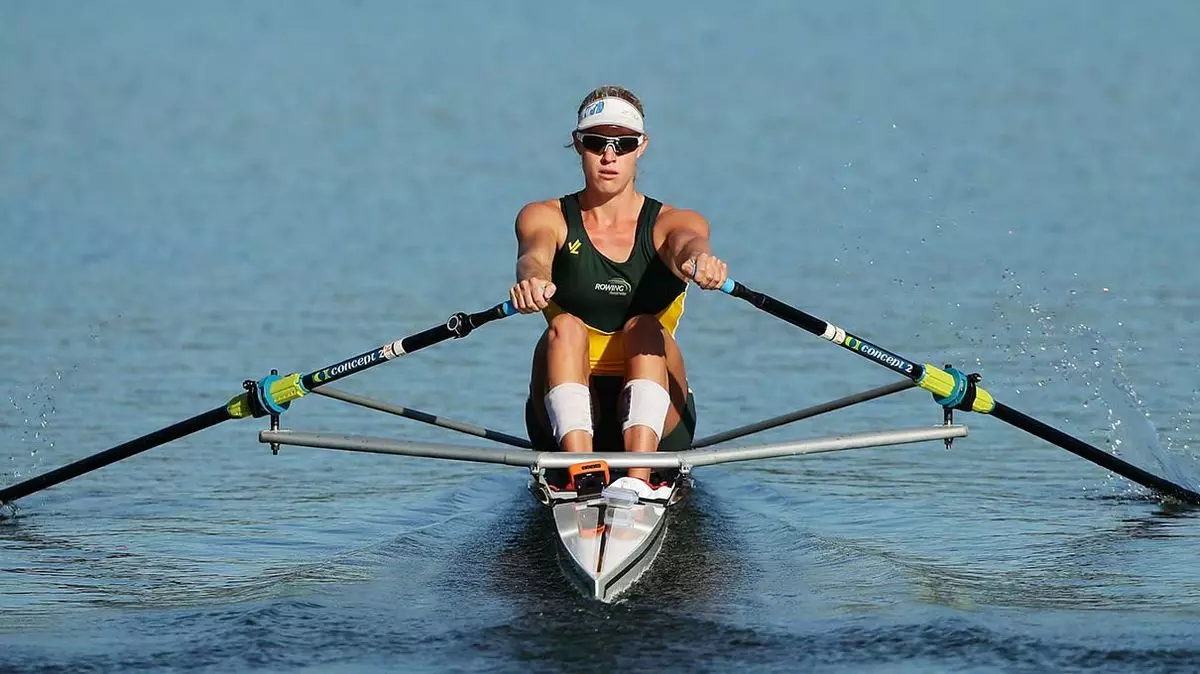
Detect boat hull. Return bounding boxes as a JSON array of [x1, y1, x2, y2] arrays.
[[552, 497, 668, 602], [537, 477, 688, 603]]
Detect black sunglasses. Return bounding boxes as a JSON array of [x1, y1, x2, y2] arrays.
[[573, 132, 644, 156]]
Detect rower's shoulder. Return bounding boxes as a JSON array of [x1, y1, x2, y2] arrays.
[[654, 203, 710, 233], [515, 198, 567, 241], [517, 197, 564, 219]]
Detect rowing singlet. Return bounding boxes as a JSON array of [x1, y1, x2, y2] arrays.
[[543, 192, 687, 375]]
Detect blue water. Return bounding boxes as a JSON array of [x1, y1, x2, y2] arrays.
[[3, 1, 1200, 671]]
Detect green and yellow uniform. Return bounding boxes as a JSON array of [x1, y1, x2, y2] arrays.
[[525, 192, 696, 455], [542, 192, 687, 374]]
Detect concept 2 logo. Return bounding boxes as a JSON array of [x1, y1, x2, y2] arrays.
[[312, 352, 380, 383], [844, 336, 914, 374]]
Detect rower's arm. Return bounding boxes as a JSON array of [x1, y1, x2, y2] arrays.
[[659, 209, 713, 281], [514, 201, 563, 282]]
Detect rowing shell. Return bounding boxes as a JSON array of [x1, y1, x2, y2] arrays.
[[534, 473, 690, 602]]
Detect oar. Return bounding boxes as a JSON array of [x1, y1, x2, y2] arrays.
[[0, 301, 518, 506], [717, 279, 1200, 505]]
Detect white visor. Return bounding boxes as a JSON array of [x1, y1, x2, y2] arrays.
[[575, 97, 644, 134]]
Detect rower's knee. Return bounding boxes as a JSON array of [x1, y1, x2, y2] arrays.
[[622, 378, 671, 442], [547, 313, 588, 349], [621, 314, 663, 338]]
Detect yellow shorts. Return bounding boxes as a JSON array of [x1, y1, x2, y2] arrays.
[[542, 292, 687, 376]]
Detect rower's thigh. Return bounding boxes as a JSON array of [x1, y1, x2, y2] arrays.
[[621, 314, 690, 433], [528, 328, 551, 399]]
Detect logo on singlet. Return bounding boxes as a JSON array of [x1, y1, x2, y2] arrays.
[[567, 239, 581, 255], [594, 277, 632, 297]]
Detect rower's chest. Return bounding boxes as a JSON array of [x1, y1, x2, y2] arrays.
[[583, 221, 638, 264]]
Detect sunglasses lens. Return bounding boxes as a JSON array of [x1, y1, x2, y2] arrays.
[[579, 134, 609, 153], [613, 136, 640, 154]]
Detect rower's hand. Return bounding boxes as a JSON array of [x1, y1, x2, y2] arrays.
[[681, 253, 728, 290], [510, 278, 556, 313]]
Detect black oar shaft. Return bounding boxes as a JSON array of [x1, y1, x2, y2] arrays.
[[300, 303, 512, 391], [0, 406, 231, 504], [733, 284, 828, 336], [991, 403, 1199, 503], [728, 282, 925, 381]]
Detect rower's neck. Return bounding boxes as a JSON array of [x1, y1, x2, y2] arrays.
[[578, 188, 643, 228]]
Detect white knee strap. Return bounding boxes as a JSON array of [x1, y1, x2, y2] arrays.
[[544, 382, 593, 445], [621, 379, 670, 440]]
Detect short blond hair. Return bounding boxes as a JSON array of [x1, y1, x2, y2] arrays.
[[576, 85, 644, 118]]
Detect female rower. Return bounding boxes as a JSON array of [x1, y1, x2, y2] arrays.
[[509, 85, 728, 493]]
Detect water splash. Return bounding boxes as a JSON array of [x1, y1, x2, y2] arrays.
[[4, 369, 63, 483], [1062, 327, 1199, 492], [962, 270, 1200, 495], [5, 317, 110, 491]]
